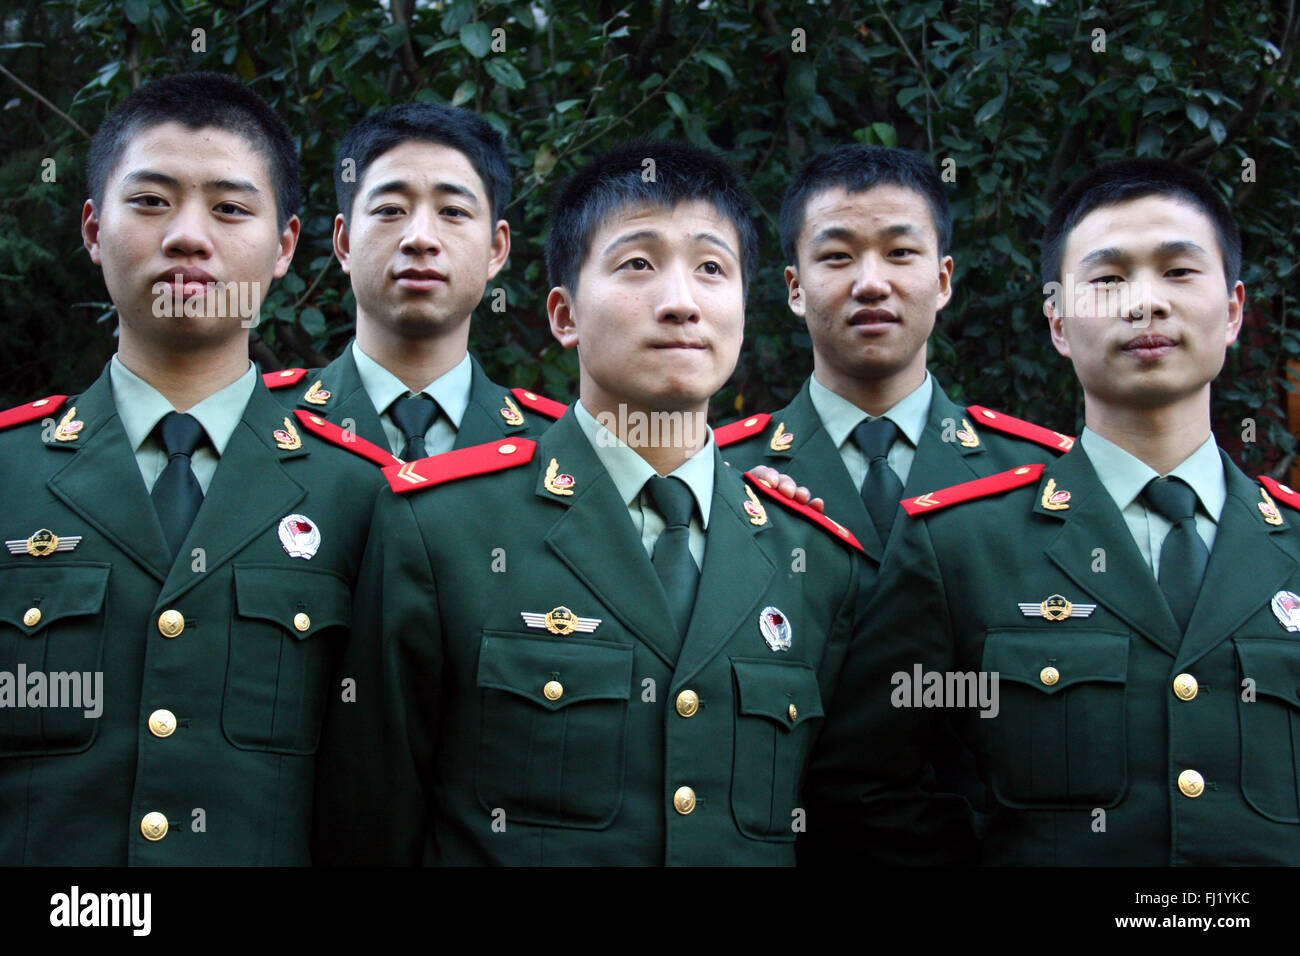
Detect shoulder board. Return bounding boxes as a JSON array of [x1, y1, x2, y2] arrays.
[[292, 410, 401, 469], [744, 471, 865, 555], [903, 463, 1045, 517], [264, 368, 309, 389], [966, 405, 1075, 453], [715, 413, 772, 448], [381, 438, 537, 494], [510, 388, 567, 420], [1260, 475, 1300, 511], [0, 395, 68, 431]]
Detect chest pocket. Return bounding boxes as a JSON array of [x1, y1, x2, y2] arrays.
[[1235, 639, 1300, 823], [981, 629, 1129, 809], [0, 563, 110, 756], [223, 564, 351, 754], [475, 632, 632, 829], [730, 658, 825, 842]]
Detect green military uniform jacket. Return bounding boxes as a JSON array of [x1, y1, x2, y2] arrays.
[[275, 343, 561, 454], [858, 445, 1300, 864], [721, 375, 1073, 563], [313, 408, 953, 866], [0, 363, 388, 865]]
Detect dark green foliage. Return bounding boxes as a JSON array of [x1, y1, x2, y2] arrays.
[[1, 0, 1296, 470]]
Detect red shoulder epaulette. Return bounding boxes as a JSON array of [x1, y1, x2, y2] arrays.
[[1260, 475, 1300, 511], [510, 388, 567, 421], [292, 410, 401, 469], [966, 406, 1075, 453], [715, 413, 772, 448], [264, 368, 309, 389], [381, 438, 537, 494], [0, 395, 68, 431], [902, 463, 1045, 517], [744, 470, 865, 555]]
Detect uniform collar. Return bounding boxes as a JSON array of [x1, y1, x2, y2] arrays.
[[350, 340, 471, 429], [1080, 426, 1226, 522], [573, 400, 713, 528], [109, 353, 255, 456], [809, 369, 932, 451]]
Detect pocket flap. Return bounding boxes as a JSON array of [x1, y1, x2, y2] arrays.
[[0, 563, 110, 635], [1235, 639, 1300, 708], [983, 629, 1129, 694], [731, 657, 825, 729], [233, 564, 351, 639], [478, 632, 633, 711]]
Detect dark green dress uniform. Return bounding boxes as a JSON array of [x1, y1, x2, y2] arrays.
[[273, 340, 564, 457], [857, 431, 1300, 864], [0, 360, 396, 865], [718, 373, 1074, 564], [313, 405, 959, 866]]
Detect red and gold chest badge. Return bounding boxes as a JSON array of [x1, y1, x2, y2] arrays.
[[544, 458, 575, 495], [53, 406, 83, 442], [956, 418, 980, 448], [1260, 488, 1283, 526], [500, 395, 525, 426], [769, 422, 793, 452], [743, 484, 768, 525], [302, 380, 331, 405], [273, 417, 302, 450], [759, 606, 792, 651], [1041, 478, 1071, 510], [278, 514, 320, 559]]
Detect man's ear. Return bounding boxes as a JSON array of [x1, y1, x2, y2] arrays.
[[935, 254, 954, 311], [486, 219, 511, 280], [1224, 279, 1246, 347], [272, 215, 301, 279], [1046, 300, 1071, 359], [547, 286, 579, 348], [785, 265, 805, 319], [81, 200, 102, 265], [332, 213, 352, 275]]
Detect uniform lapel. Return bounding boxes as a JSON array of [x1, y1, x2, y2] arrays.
[[45, 365, 172, 582], [156, 381, 307, 605], [455, 355, 534, 448], [902, 382, 986, 499], [1038, 448, 1183, 656], [298, 346, 390, 451], [761, 380, 881, 561], [673, 457, 776, 683], [537, 412, 682, 666], [1175, 452, 1299, 669]]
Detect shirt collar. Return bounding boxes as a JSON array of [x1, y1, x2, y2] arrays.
[[574, 401, 713, 528], [351, 340, 471, 428], [109, 354, 255, 455], [809, 369, 932, 450], [1080, 427, 1226, 521]]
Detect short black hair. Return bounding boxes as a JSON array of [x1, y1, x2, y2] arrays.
[[779, 144, 952, 265], [1042, 157, 1241, 290], [335, 102, 511, 224], [87, 71, 299, 230], [545, 139, 759, 296]]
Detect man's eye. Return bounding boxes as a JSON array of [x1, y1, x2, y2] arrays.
[[890, 248, 917, 258], [699, 261, 724, 275], [621, 257, 652, 271], [130, 195, 168, 208], [1090, 275, 1124, 285], [442, 207, 468, 218], [820, 252, 850, 262], [215, 202, 248, 216], [1167, 267, 1195, 278], [374, 205, 404, 216]]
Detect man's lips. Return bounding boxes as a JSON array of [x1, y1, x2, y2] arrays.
[[394, 268, 447, 291], [156, 268, 217, 297], [848, 308, 899, 330], [650, 341, 708, 350], [1122, 334, 1177, 359]]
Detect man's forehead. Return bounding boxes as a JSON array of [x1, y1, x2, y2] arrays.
[[800, 184, 936, 241], [114, 121, 273, 184], [593, 199, 738, 245], [360, 140, 486, 197], [1064, 195, 1221, 263]]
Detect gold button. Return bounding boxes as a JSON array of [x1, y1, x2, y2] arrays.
[[1014, 467, 1031, 475], [1173, 673, 1199, 701], [673, 786, 697, 815], [675, 690, 699, 718], [981, 409, 996, 419], [293, 612, 311, 632], [744, 417, 758, 427], [523, 391, 538, 401], [148, 709, 177, 738], [1039, 666, 1060, 686], [1178, 769, 1205, 798], [140, 811, 169, 841], [498, 443, 517, 455], [543, 680, 563, 701], [157, 609, 184, 638], [279, 370, 295, 378], [22, 607, 41, 628], [788, 703, 799, 722], [32, 399, 49, 407]]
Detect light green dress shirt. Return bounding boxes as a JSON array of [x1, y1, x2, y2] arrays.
[[809, 370, 933, 489], [352, 341, 471, 457], [1080, 427, 1224, 578], [575, 401, 713, 570], [110, 355, 256, 494]]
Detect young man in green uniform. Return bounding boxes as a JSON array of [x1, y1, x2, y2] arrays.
[[723, 145, 1072, 563], [859, 158, 1300, 864], [314, 141, 970, 865], [274, 103, 562, 458], [0, 73, 395, 864]]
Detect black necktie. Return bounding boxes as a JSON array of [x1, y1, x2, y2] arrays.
[[853, 418, 904, 543], [1142, 476, 1210, 631], [389, 394, 439, 460], [152, 411, 206, 559], [646, 475, 700, 641]]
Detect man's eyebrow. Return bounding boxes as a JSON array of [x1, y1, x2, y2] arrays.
[[1079, 240, 1211, 268], [1078, 246, 1129, 268], [693, 231, 738, 260], [809, 222, 923, 244], [601, 230, 661, 257], [362, 179, 480, 206], [122, 170, 260, 195]]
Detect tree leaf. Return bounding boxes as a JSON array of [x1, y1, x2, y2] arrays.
[[484, 58, 525, 90], [459, 22, 491, 59]]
